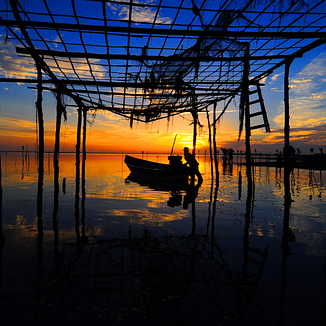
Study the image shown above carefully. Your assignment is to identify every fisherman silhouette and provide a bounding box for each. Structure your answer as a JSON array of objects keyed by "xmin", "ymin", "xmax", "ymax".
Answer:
[{"xmin": 183, "ymin": 147, "xmax": 203, "ymax": 185}]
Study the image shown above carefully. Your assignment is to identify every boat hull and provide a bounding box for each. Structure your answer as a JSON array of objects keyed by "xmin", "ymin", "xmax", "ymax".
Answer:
[{"xmin": 124, "ymin": 155, "xmax": 190, "ymax": 181}]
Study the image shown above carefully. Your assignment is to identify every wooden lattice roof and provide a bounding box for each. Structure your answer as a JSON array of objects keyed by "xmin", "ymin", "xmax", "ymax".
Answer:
[{"xmin": 1, "ymin": 0, "xmax": 326, "ymax": 125}]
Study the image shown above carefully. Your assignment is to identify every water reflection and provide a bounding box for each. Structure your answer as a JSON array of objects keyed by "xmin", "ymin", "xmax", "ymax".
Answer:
[
  {"xmin": 0, "ymin": 152, "xmax": 325, "ymax": 325},
  {"xmin": 222, "ymin": 160, "xmax": 234, "ymax": 175}
]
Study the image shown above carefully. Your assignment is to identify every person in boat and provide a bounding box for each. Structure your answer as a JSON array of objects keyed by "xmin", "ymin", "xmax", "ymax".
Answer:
[{"xmin": 183, "ymin": 147, "xmax": 203, "ymax": 185}]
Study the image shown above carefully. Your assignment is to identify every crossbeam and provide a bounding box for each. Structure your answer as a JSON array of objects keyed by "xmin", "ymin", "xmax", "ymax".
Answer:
[
  {"xmin": 28, "ymin": 86, "xmax": 236, "ymax": 97},
  {"xmin": 0, "ymin": 77, "xmax": 250, "ymax": 87},
  {"xmin": 2, "ymin": 20, "xmax": 326, "ymax": 39},
  {"xmin": 16, "ymin": 47, "xmax": 302, "ymax": 62}
]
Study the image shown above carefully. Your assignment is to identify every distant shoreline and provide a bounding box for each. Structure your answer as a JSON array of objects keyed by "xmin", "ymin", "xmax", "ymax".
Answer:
[{"xmin": 0, "ymin": 150, "xmax": 143, "ymax": 154}]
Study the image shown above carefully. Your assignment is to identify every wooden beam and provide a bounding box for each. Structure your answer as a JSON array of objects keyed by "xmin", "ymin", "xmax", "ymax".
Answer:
[
  {"xmin": 0, "ymin": 77, "xmax": 246, "ymax": 86},
  {"xmin": 16, "ymin": 47, "xmax": 302, "ymax": 62},
  {"xmin": 2, "ymin": 20, "xmax": 326, "ymax": 39}
]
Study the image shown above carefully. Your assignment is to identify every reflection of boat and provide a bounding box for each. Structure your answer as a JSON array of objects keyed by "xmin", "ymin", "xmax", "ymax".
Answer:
[
  {"xmin": 126, "ymin": 172, "xmax": 189, "ymax": 192},
  {"xmin": 126, "ymin": 172, "xmax": 185, "ymax": 207},
  {"xmin": 124, "ymin": 155, "xmax": 190, "ymax": 181},
  {"xmin": 126, "ymin": 171, "xmax": 192, "ymax": 208}
]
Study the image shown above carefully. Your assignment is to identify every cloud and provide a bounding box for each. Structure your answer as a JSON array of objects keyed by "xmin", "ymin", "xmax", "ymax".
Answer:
[
  {"xmin": 0, "ymin": 36, "xmax": 36, "ymax": 78},
  {"xmin": 255, "ymin": 124, "xmax": 326, "ymax": 150},
  {"xmin": 0, "ymin": 35, "xmax": 108, "ymax": 81},
  {"xmin": 269, "ymin": 72, "xmax": 283, "ymax": 83},
  {"xmin": 107, "ymin": 0, "xmax": 172, "ymax": 24},
  {"xmin": 270, "ymin": 87, "xmax": 282, "ymax": 93},
  {"xmin": 273, "ymin": 52, "xmax": 326, "ymax": 130},
  {"xmin": 291, "ymin": 78, "xmax": 312, "ymax": 84}
]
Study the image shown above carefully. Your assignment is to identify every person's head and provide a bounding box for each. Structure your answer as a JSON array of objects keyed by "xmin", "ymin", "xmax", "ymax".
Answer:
[{"xmin": 183, "ymin": 147, "xmax": 189, "ymax": 153}]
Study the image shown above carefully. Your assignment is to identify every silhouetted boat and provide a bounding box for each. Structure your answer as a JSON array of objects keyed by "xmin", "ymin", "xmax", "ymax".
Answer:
[{"xmin": 124, "ymin": 155, "xmax": 190, "ymax": 181}]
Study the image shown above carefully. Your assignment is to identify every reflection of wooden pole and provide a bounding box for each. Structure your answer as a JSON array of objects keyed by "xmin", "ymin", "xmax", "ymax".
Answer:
[
  {"xmin": 191, "ymin": 201, "xmax": 196, "ymax": 236},
  {"xmin": 206, "ymin": 107, "xmax": 214, "ymax": 179},
  {"xmin": 0, "ymin": 154, "xmax": 3, "ymax": 311},
  {"xmin": 213, "ymin": 102, "xmax": 219, "ymax": 178},
  {"xmin": 81, "ymin": 107, "xmax": 87, "ymax": 241},
  {"xmin": 0, "ymin": 154, "xmax": 4, "ymax": 245},
  {"xmin": 242, "ymin": 197, "xmax": 251, "ymax": 284},
  {"xmin": 280, "ymin": 202, "xmax": 295, "ymax": 321}
]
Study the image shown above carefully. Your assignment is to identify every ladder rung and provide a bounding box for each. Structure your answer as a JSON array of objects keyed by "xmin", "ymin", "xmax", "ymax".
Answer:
[
  {"xmin": 249, "ymin": 99, "xmax": 261, "ymax": 105},
  {"xmin": 250, "ymin": 124, "xmax": 268, "ymax": 130},
  {"xmin": 249, "ymin": 89, "xmax": 258, "ymax": 95},
  {"xmin": 250, "ymin": 111, "xmax": 263, "ymax": 118}
]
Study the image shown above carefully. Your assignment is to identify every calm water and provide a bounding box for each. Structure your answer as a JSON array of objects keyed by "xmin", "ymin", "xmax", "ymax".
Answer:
[{"xmin": 0, "ymin": 152, "xmax": 325, "ymax": 325}]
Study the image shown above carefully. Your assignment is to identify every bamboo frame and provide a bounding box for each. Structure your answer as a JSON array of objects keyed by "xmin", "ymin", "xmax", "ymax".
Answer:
[{"xmin": 2, "ymin": 0, "xmax": 326, "ymax": 124}]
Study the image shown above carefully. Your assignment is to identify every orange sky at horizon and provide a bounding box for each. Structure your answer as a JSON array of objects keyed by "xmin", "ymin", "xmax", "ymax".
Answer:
[
  {"xmin": 0, "ymin": 88, "xmax": 324, "ymax": 155},
  {"xmin": 0, "ymin": 106, "xmax": 246, "ymax": 154}
]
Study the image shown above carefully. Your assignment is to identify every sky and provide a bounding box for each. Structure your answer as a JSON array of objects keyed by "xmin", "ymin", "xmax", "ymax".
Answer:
[{"xmin": 0, "ymin": 1, "xmax": 326, "ymax": 155}]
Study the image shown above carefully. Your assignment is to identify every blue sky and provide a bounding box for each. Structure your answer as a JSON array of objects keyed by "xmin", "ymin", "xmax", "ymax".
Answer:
[{"xmin": 0, "ymin": 0, "xmax": 326, "ymax": 154}]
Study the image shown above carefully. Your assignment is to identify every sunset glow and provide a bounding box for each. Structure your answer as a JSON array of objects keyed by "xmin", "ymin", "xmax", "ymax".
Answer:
[{"xmin": 0, "ymin": 2, "xmax": 326, "ymax": 155}]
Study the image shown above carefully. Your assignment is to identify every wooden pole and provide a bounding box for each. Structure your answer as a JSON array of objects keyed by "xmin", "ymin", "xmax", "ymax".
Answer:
[
  {"xmin": 212, "ymin": 102, "xmax": 219, "ymax": 178},
  {"xmin": 243, "ymin": 43, "xmax": 252, "ymax": 201},
  {"xmin": 53, "ymin": 89, "xmax": 63, "ymax": 242},
  {"xmin": 54, "ymin": 89, "xmax": 63, "ymax": 180},
  {"xmin": 191, "ymin": 91, "xmax": 197, "ymax": 156},
  {"xmin": 36, "ymin": 63, "xmax": 44, "ymax": 172},
  {"xmin": 82, "ymin": 107, "xmax": 87, "ymax": 182},
  {"xmin": 284, "ymin": 59, "xmax": 293, "ymax": 152},
  {"xmin": 76, "ymin": 107, "xmax": 82, "ymax": 188},
  {"xmin": 284, "ymin": 59, "xmax": 293, "ymax": 205},
  {"xmin": 192, "ymin": 110, "xmax": 197, "ymax": 156},
  {"xmin": 35, "ymin": 61, "xmax": 44, "ymax": 256}
]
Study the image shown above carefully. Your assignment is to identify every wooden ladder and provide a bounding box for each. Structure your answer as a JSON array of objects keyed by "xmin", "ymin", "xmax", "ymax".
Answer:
[{"xmin": 248, "ymin": 83, "xmax": 270, "ymax": 134}]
